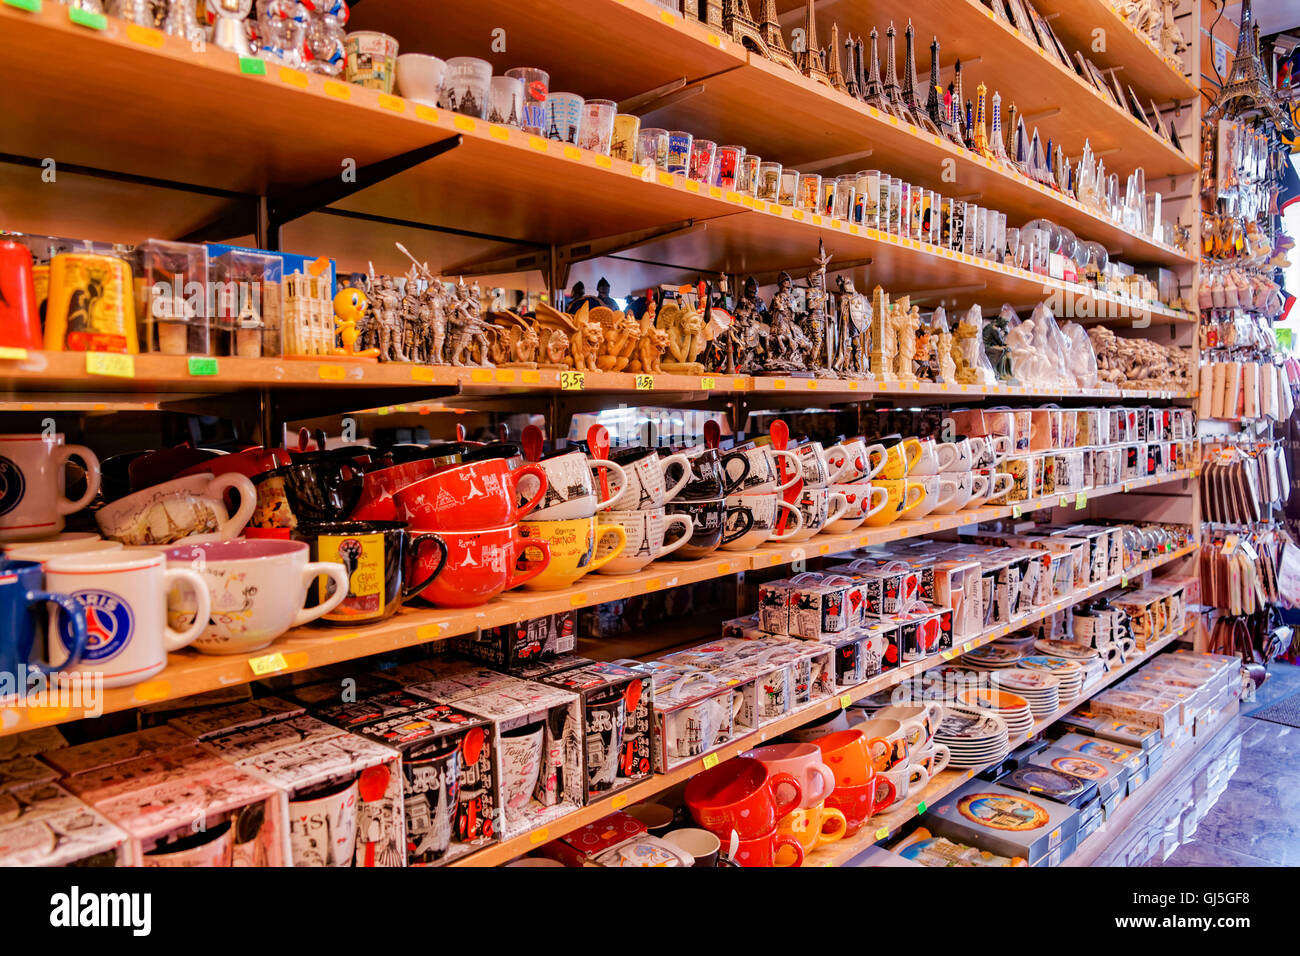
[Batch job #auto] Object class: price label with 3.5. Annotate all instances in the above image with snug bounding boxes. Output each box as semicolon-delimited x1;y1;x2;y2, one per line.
561;370;585;391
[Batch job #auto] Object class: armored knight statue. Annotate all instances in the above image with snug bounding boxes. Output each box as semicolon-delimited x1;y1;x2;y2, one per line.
834;274;872;378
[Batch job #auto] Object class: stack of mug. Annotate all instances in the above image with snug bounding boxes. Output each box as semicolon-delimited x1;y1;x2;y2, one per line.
594;445;694;574
717;439;805;550
662;444;748;559
930;433;1015;512
742;742;845;865
683;755;806;867
512;447;627;590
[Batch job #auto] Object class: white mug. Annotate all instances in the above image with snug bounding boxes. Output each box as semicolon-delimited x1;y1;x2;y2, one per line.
96;472;257;547
289;775;360;867
785;487;850;542
0;434;101;542
906;474;960;519
825;483;889;535
876;762;928;810
910;742;951;777
518;451;627;520
929;471;988;514
5;538;123;563
45;548;211;687
967;471;1015;508
825;439;887;483
720;492;802;551
907;438;944;477
876;702;944;746
607;449;690;509
500;723;546;827
723;443;800;495
792;441;834;488
595;507;693;573
972;434;1013;469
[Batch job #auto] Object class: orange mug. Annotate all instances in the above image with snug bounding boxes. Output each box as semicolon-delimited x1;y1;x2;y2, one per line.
776;801;848;862
813;729;886;788
824;777;893;835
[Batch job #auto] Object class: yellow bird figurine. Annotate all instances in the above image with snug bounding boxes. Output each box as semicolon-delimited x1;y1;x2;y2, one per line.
332;286;380;358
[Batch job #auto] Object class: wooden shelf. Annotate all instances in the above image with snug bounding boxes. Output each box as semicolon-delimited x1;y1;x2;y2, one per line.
450;541;1195;866
0;476;1194;738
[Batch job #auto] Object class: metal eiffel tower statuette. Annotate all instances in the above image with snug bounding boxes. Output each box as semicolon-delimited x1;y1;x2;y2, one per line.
1202;0;1293;132
990;89;1010;162
798;0;831;85
901;21;940;134
926;37;945;129
882;23;917;124
951;59;967;144
863;27;889;111
826;22;849;93
844;32;862;98
972;82;992;159
722;0;770;59
757;0;798;71
854;34;868;99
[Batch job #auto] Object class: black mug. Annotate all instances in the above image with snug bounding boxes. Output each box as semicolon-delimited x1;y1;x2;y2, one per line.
664;447;738;500
278;454;366;523
664;497;752;560
402;741;462;864
293;520;447;626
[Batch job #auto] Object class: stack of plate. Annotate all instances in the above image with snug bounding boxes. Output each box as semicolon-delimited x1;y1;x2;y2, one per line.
994;632;1038;654
990;668;1062;717
1033;639;1100;662
934;705;1011;768
1016;656;1085;701
957;688;1035;738
959;644;1025;670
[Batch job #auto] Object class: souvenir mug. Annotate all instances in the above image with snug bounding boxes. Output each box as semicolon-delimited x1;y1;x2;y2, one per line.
866;435;922;480
720;492;800;551
350;458;443;522
732;828;805;867
500;723;545;827
661;827;720;867
968;470;1015;508
96;472;256;547
742;742;836;810
684;756;802;840
785;487;850;542
585;688;627;792
409;525;550;607
825;777;891;835
902;475;958;520
664;497;748;559
910;743;951;777
594;508;692;574
665;679;739;760
162;539;350;655
0;241;43;351
853;716;922;770
824;438;887;483
0;434;102;542
876;701;944;746
45;548;211;688
393;458;548;530
862;478;924;527
998;455;1041;504
289;775;359;867
813;729;882;788
515;516;626;590
401;742;462;862
905;437;945;477
518;450;624;521
825;483;889;535
791;441;840;488
721;442;800;495
143;822;233;867
929;472;988;514
876;762;929;810
775;803;847;860
783;707;851;744
669;447;731;500
0;558;87;688
606;447;691;510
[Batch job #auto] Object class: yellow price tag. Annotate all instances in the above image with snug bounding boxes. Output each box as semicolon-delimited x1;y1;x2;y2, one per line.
702;753;720;770
1012;505;1023;519
1121;576;1129;588
560;370;585;390
840;693;853;709
248;652;288;676
635;374;654;390
528;827;550;845
85;352;135;378
1059;496;1070;507
318;364;346;381
874;826;890;841
0;347;30;360
701;376;716;389
1075;492;1087;509
611;793;629;810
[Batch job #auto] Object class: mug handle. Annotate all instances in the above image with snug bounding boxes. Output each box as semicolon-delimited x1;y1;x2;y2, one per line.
903;438;923;473
908;764;931;792
934;478;959;511
507;536;552;589
928;743;951;776
206;472;257;539
935;443;959;471
771;449;802;491
816;806;848;845
658;453;693;502
869;775;896;815
899;482;926;516
989;435;1013;463
861;444;887;480
865;736;891;772
773;832;805;867
54;444;101;516
988;472;1015;500
968;473;990;503
161;568;212;652
720;506;755;545
925;701;945;732
657;514;695;558
860;486;890;519
589;460;628;512
808;761;836;804
719;451;753;495
509;463;550;519
402;532;448;600
824;492;851;526
294;562;350;626
768;500;803;540
767;771;803;818
823;442;852;483
581;524;627;573
30;590;87;672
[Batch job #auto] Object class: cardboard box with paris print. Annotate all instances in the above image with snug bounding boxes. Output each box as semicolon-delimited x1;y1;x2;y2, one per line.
0;756;128;866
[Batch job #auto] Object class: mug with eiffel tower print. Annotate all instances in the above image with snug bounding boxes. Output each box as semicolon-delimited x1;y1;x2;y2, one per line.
517;450;626;522
595;507;693;575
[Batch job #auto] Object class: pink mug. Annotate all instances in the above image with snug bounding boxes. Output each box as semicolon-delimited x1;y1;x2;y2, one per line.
742;742;836;810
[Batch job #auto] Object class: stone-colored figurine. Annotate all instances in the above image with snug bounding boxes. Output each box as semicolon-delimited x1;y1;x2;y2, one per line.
765;272;812;372
933;307;956;383
834;275;871;378
952;307;983;384
731;277;768;373
870;285;895;382
656;295;708;374
591;306;642;372
892;297;919;382
568;303;605;372
804;240;834;376
448;278;496;367
370;272;408;363
489;311;541;367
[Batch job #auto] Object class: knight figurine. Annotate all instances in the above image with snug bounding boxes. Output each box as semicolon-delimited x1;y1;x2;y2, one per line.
835;274;872;378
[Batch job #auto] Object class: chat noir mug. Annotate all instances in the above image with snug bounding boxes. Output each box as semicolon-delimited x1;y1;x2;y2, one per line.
516;516;626;590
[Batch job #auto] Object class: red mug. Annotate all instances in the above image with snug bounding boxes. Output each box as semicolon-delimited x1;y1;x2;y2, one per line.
394;459;549;531
825;777;894;836
0;241;43;350
732;827;805;867
684;756;802;840
352;458;443;521
408;525;551;607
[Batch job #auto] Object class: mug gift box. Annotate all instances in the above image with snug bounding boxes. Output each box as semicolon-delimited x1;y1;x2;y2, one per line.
921;779;1080;868
408;676;584;841
883;605;952;662
348;702;498;865
539;812;693;867
537;662;654;804
452;610;578;672
756;578;795;635
511;654;592;682
1059;525;1123;579
191;708;405;867
785;572;866;639
620;663;740;773
927;559;983;641
40;726;195;777
0;780;129;866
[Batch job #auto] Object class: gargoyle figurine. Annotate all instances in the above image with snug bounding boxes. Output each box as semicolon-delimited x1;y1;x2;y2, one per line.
656;295;707;374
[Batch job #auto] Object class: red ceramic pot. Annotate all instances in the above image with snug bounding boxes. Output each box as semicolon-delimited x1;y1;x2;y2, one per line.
409;525;551;607
352;458;443;521
394;459;548;531
684;756;802;840
824;777;893;836
731;827;805;867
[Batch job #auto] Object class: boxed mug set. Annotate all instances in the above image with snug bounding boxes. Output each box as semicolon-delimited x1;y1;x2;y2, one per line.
0;756;128;867
452;610;578;672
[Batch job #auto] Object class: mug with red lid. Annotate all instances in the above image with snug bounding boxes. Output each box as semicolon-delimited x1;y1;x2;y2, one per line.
684;755;802;840
393;458;548;530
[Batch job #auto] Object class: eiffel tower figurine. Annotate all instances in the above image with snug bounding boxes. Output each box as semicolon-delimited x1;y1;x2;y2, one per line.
825;22;849;93
951;59;967;144
757;0;799;71
862;27;893;115
1202;0;1294;132
843;32;861;98
722;0;771;59
797;0;831;85
963;99;975;150
854;34;868;99
972;82;993;159
989;90;1010;163
901;21;940;134
925;37;948;133
881;23;918;125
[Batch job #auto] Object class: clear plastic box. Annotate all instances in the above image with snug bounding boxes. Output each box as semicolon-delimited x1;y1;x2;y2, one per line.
132;239;211;355
209;250;283;357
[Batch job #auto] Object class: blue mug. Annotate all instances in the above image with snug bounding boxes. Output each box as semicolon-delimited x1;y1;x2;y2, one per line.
0;558;87;687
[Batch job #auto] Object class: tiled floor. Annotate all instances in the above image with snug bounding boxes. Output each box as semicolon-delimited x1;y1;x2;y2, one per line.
1092;663;1300;867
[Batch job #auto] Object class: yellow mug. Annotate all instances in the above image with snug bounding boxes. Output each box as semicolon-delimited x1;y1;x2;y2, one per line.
516;516;626;591
867;437;923;481
863;478;925;527
775;801;848;863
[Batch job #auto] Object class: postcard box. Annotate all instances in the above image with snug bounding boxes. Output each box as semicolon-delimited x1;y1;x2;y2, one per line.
923;779;1079;867
0;781;129;866
538;661;654;803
